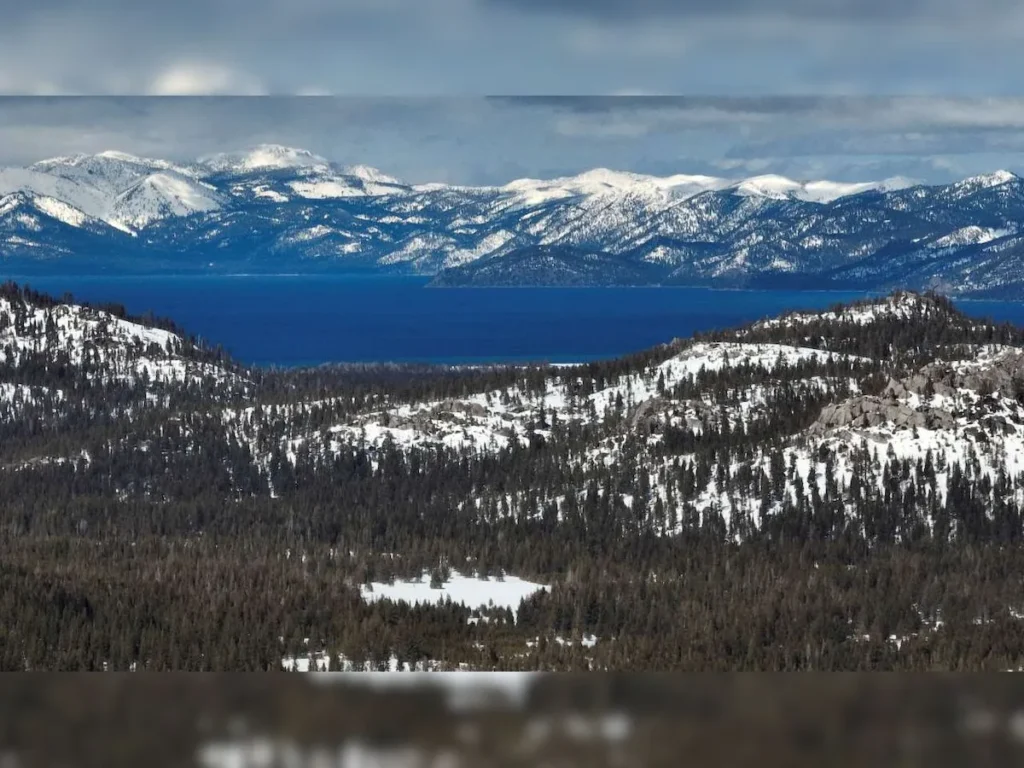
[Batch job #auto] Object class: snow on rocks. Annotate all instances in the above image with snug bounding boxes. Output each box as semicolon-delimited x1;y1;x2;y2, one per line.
316;342;870;456
660;342;869;377
749;292;938;331
674;343;1024;531
806;344;1024;487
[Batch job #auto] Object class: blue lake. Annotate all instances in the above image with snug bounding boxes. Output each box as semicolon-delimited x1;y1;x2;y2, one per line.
10;275;1024;367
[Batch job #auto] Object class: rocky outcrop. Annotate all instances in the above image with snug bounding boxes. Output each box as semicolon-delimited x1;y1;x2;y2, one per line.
907;348;1024;399
352;399;496;434
434;399;489;419
628;397;714;433
811;346;1024;435
811;397;955;434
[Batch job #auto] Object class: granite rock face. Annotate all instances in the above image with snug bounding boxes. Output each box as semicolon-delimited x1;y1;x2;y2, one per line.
629;397;715;433
884;348;1024;400
812;347;1024;435
812;397;955;433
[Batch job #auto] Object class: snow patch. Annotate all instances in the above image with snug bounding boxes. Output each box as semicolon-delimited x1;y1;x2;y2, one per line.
361;570;549;618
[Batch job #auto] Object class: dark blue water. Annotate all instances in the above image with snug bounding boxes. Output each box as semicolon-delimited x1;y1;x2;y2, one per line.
11;275;1024;367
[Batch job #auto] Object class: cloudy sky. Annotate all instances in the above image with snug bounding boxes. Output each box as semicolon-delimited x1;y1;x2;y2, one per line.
2;0;1023;96
0;96;1022;185
0;1;1021;184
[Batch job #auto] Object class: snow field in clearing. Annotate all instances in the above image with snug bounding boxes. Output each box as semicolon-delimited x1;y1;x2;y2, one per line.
361;570;549;618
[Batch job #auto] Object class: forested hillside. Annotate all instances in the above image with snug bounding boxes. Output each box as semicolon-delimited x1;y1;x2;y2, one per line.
3;283;1024;670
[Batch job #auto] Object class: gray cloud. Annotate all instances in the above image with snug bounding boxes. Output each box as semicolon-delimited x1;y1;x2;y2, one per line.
1;0;1023;96
485;0;1017;22
0;96;1021;187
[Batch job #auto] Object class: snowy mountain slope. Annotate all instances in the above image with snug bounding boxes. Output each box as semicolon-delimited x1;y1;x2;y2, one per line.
0;286;246;390
2;147;1024;296
2;152;222;234
280;341;871;456
108;173;225;231
0;191;148;267
11;286;1024;675
8;285;1024;554
206;298;1024;550
0;168;115;228
497;168;731;208
223;293;1024;539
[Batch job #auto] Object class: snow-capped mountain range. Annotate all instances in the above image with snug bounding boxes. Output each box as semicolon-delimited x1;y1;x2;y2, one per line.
2;144;1024;297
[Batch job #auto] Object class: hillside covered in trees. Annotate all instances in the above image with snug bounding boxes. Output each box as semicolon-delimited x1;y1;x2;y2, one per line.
2;282;1024;671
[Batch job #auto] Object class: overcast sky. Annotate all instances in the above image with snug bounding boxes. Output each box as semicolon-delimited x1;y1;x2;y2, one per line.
1;1;1022;184
1;0;1023;96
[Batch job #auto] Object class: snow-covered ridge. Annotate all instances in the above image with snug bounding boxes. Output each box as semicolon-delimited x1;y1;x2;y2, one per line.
30;196;92;229
0;145;922;236
956;170;1019;190
249;341;870;459
1;152;222;234
0;293;243;390
749;292;939;331
497;168;911;208
3;146;1023;295
0;295;180;363
110;173;224;230
198;144;331;174
732;174;914;203
498;169;733;207
342;164;402;186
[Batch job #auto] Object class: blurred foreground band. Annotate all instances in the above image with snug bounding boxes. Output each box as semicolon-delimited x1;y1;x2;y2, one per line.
1;674;1024;766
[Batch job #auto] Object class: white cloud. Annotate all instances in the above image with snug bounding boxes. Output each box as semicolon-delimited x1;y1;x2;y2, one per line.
148;62;267;96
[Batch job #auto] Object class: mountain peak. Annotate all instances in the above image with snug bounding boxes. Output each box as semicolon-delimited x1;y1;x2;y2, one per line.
199;145;330;174
33;151;179;172
341;164;402;186
959;170;1019;189
570;167;650;187
94;150;152;164
31;153;92;168
732;174;802;200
